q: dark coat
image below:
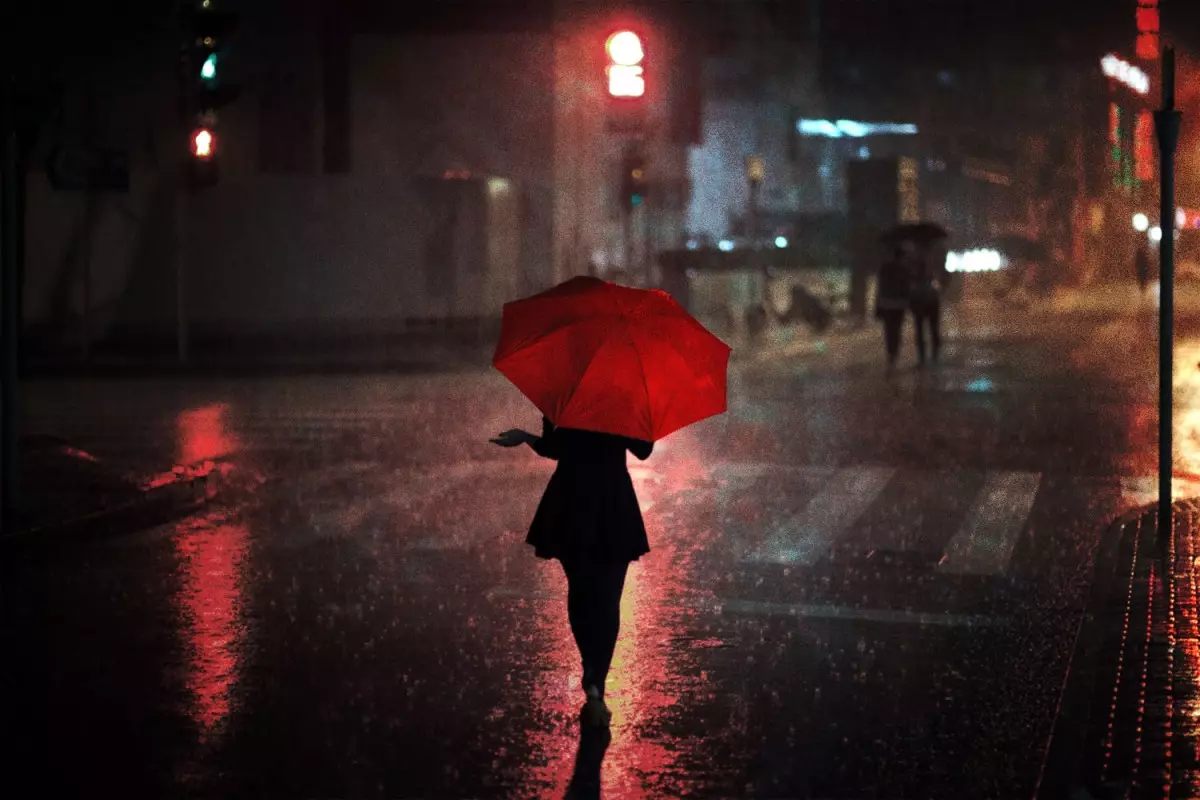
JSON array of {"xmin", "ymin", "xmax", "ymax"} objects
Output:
[
  {"xmin": 526, "ymin": 416, "xmax": 654, "ymax": 564},
  {"xmin": 875, "ymin": 259, "xmax": 911, "ymax": 315}
]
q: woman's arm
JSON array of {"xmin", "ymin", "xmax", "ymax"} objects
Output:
[
  {"xmin": 529, "ymin": 416, "xmax": 562, "ymax": 460},
  {"xmin": 626, "ymin": 438, "xmax": 654, "ymax": 461}
]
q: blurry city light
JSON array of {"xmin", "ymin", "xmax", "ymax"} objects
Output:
[
  {"xmin": 718, "ymin": 239, "xmax": 734, "ymax": 252},
  {"xmin": 686, "ymin": 239, "xmax": 699, "ymax": 251},
  {"xmin": 201, "ymin": 52, "xmax": 217, "ymax": 81},
  {"xmin": 1178, "ymin": 208, "xmax": 1188, "ymax": 229},
  {"xmin": 608, "ymin": 65, "xmax": 645, "ymax": 97},
  {"xmin": 797, "ymin": 119, "xmax": 918, "ymax": 138},
  {"xmin": 858, "ymin": 146, "xmax": 871, "ymax": 159},
  {"xmin": 606, "ymin": 30, "xmax": 644, "ymax": 97},
  {"xmin": 1133, "ymin": 212, "xmax": 1150, "ymax": 232},
  {"xmin": 191, "ymin": 128, "xmax": 215, "ymax": 159},
  {"xmin": 774, "ymin": 236, "xmax": 788, "ymax": 248},
  {"xmin": 945, "ymin": 248, "xmax": 1005, "ymax": 273},
  {"xmin": 1150, "ymin": 225, "xmax": 1163, "ymax": 242},
  {"xmin": 1101, "ymin": 53, "xmax": 1149, "ymax": 95},
  {"xmin": 606, "ymin": 31, "xmax": 643, "ymax": 66}
]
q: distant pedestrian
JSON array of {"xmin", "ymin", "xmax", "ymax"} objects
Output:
[
  {"xmin": 491, "ymin": 415, "xmax": 654, "ymax": 728},
  {"xmin": 908, "ymin": 245, "xmax": 944, "ymax": 366},
  {"xmin": 876, "ymin": 242, "xmax": 913, "ymax": 374},
  {"xmin": 1136, "ymin": 241, "xmax": 1152, "ymax": 296}
]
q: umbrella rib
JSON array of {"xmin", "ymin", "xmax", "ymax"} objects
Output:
[
  {"xmin": 559, "ymin": 325, "xmax": 612, "ymax": 424},
  {"xmin": 630, "ymin": 329, "xmax": 653, "ymax": 440}
]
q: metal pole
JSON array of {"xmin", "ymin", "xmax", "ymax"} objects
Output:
[
  {"xmin": 175, "ymin": 10, "xmax": 190, "ymax": 365},
  {"xmin": 2, "ymin": 88, "xmax": 19, "ymax": 534},
  {"xmin": 628, "ymin": 205, "xmax": 638, "ymax": 286},
  {"xmin": 1155, "ymin": 46, "xmax": 1182, "ymax": 542},
  {"xmin": 175, "ymin": 185, "xmax": 188, "ymax": 363},
  {"xmin": 81, "ymin": 194, "xmax": 93, "ymax": 359}
]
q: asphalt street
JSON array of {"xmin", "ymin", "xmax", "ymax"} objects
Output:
[{"xmin": 4, "ymin": 296, "xmax": 1195, "ymax": 799}]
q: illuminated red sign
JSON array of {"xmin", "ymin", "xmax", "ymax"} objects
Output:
[
  {"xmin": 1135, "ymin": 110, "xmax": 1154, "ymax": 182},
  {"xmin": 1137, "ymin": 1, "xmax": 1160, "ymax": 61}
]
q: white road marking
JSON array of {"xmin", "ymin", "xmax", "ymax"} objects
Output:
[
  {"xmin": 716, "ymin": 599, "xmax": 1004, "ymax": 628},
  {"xmin": 937, "ymin": 471, "xmax": 1041, "ymax": 576},
  {"xmin": 482, "ymin": 587, "xmax": 1004, "ymax": 627},
  {"xmin": 742, "ymin": 467, "xmax": 896, "ymax": 565}
]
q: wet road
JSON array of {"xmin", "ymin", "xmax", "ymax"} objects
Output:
[{"xmin": 6, "ymin": 301, "xmax": 1198, "ymax": 799}]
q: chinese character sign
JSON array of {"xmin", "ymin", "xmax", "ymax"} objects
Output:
[
  {"xmin": 1136, "ymin": 1, "xmax": 1160, "ymax": 61},
  {"xmin": 1135, "ymin": 109, "xmax": 1154, "ymax": 182}
]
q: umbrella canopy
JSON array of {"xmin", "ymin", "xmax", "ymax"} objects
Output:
[
  {"xmin": 493, "ymin": 276, "xmax": 732, "ymax": 442},
  {"xmin": 879, "ymin": 222, "xmax": 950, "ymax": 244}
]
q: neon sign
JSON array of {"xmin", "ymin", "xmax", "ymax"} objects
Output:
[
  {"xmin": 1135, "ymin": 109, "xmax": 1154, "ymax": 182},
  {"xmin": 1101, "ymin": 53, "xmax": 1149, "ymax": 94},
  {"xmin": 1137, "ymin": 1, "xmax": 1160, "ymax": 61},
  {"xmin": 796, "ymin": 119, "xmax": 918, "ymax": 138}
]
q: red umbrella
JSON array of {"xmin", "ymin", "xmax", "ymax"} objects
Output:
[{"xmin": 493, "ymin": 276, "xmax": 732, "ymax": 442}]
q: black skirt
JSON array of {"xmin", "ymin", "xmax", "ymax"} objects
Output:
[{"xmin": 524, "ymin": 422, "xmax": 653, "ymax": 563}]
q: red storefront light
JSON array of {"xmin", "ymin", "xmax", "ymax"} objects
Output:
[
  {"xmin": 1136, "ymin": 1, "xmax": 1160, "ymax": 60},
  {"xmin": 1134, "ymin": 109, "xmax": 1154, "ymax": 182}
]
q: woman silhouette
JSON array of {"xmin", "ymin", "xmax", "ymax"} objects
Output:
[{"xmin": 492, "ymin": 415, "xmax": 654, "ymax": 727}]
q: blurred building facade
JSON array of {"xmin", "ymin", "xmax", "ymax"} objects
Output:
[
  {"xmin": 21, "ymin": 0, "xmax": 704, "ymax": 354},
  {"xmin": 18, "ymin": 0, "xmax": 1162, "ymax": 356}
]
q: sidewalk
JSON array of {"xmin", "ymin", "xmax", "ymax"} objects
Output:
[
  {"xmin": 1041, "ymin": 500, "xmax": 1200, "ymax": 799},
  {"xmin": 2, "ymin": 436, "xmax": 232, "ymax": 549},
  {"xmin": 1035, "ymin": 281, "xmax": 1200, "ymax": 317}
]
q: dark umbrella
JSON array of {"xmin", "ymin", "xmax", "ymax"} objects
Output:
[{"xmin": 878, "ymin": 222, "xmax": 950, "ymax": 245}]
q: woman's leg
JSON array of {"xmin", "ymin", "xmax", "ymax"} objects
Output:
[
  {"xmin": 911, "ymin": 304, "xmax": 928, "ymax": 363},
  {"xmin": 561, "ymin": 558, "xmax": 630, "ymax": 696},
  {"xmin": 585, "ymin": 560, "xmax": 629, "ymax": 695},
  {"xmin": 882, "ymin": 310, "xmax": 903, "ymax": 366},
  {"xmin": 929, "ymin": 299, "xmax": 942, "ymax": 360},
  {"xmin": 562, "ymin": 558, "xmax": 595, "ymax": 683}
]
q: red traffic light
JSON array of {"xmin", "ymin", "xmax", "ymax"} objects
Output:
[
  {"xmin": 606, "ymin": 30, "xmax": 644, "ymax": 98},
  {"xmin": 191, "ymin": 128, "xmax": 216, "ymax": 159}
]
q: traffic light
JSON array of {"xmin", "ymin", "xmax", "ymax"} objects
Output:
[
  {"xmin": 606, "ymin": 31, "xmax": 645, "ymax": 98},
  {"xmin": 183, "ymin": 0, "xmax": 239, "ymax": 189},
  {"xmin": 187, "ymin": 1, "xmax": 240, "ymax": 114},
  {"xmin": 189, "ymin": 126, "xmax": 219, "ymax": 186},
  {"xmin": 620, "ymin": 151, "xmax": 647, "ymax": 211},
  {"xmin": 191, "ymin": 127, "xmax": 216, "ymax": 159}
]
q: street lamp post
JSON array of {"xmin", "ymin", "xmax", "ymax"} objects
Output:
[{"xmin": 1155, "ymin": 45, "xmax": 1182, "ymax": 543}]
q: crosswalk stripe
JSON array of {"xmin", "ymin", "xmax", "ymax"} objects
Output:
[
  {"xmin": 937, "ymin": 471, "xmax": 1042, "ymax": 576},
  {"xmin": 742, "ymin": 467, "xmax": 895, "ymax": 565},
  {"xmin": 481, "ymin": 587, "xmax": 1004, "ymax": 627},
  {"xmin": 716, "ymin": 599, "xmax": 1004, "ymax": 627}
]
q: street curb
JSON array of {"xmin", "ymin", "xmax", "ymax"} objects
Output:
[
  {"xmin": 0, "ymin": 462, "xmax": 228, "ymax": 552},
  {"xmin": 1039, "ymin": 500, "xmax": 1198, "ymax": 799},
  {"xmin": 21, "ymin": 350, "xmax": 496, "ymax": 379}
]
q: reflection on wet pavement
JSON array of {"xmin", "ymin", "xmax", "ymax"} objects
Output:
[{"xmin": 5, "ymin": 310, "xmax": 1194, "ymax": 798}]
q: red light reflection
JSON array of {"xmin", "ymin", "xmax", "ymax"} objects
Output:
[
  {"xmin": 523, "ymin": 427, "xmax": 719, "ymax": 796},
  {"xmin": 174, "ymin": 513, "xmax": 249, "ymax": 740},
  {"xmin": 177, "ymin": 403, "xmax": 240, "ymax": 465}
]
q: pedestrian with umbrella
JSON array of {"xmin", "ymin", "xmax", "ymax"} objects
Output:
[
  {"xmin": 880, "ymin": 223, "xmax": 950, "ymax": 368},
  {"xmin": 875, "ymin": 241, "xmax": 914, "ymax": 375},
  {"xmin": 489, "ymin": 276, "xmax": 731, "ymax": 728}
]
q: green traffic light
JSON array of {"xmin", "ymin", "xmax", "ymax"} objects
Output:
[{"xmin": 201, "ymin": 53, "xmax": 218, "ymax": 81}]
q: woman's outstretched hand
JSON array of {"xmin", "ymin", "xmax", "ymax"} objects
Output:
[{"xmin": 490, "ymin": 429, "xmax": 534, "ymax": 448}]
